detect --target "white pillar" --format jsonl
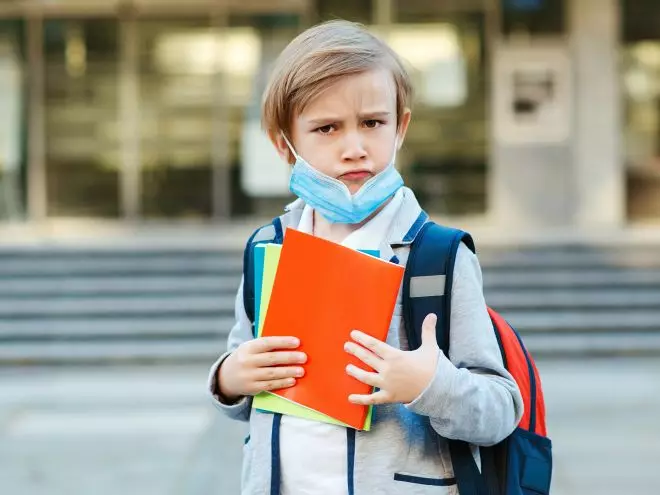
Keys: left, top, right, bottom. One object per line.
{"left": 119, "top": 15, "right": 141, "bottom": 221}
{"left": 571, "top": 0, "right": 624, "bottom": 229}
{"left": 26, "top": 14, "right": 46, "bottom": 222}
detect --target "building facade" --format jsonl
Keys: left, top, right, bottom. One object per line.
{"left": 0, "top": 0, "right": 658, "bottom": 233}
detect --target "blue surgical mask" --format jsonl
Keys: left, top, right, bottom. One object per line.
{"left": 282, "top": 134, "right": 404, "bottom": 224}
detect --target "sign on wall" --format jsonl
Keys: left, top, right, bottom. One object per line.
{"left": 493, "top": 43, "right": 572, "bottom": 146}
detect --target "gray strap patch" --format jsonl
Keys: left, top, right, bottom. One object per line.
{"left": 410, "top": 275, "right": 446, "bottom": 298}
{"left": 253, "top": 225, "right": 276, "bottom": 243}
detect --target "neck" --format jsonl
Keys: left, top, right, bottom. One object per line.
{"left": 312, "top": 196, "right": 394, "bottom": 243}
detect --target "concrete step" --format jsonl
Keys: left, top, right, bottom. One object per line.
{"left": 0, "top": 295, "right": 234, "bottom": 317}
{"left": 0, "top": 339, "right": 226, "bottom": 365}
{"left": 0, "top": 276, "right": 238, "bottom": 296}
{"left": 500, "top": 311, "right": 660, "bottom": 332}
{"left": 477, "top": 248, "right": 660, "bottom": 268}
{"left": 2, "top": 250, "right": 658, "bottom": 277}
{"left": 0, "top": 247, "right": 241, "bottom": 259}
{"left": 482, "top": 269, "right": 660, "bottom": 288}
{"left": 486, "top": 289, "right": 660, "bottom": 310}
{"left": 1, "top": 247, "right": 658, "bottom": 276}
{"left": 0, "top": 256, "right": 243, "bottom": 277}
{"left": 0, "top": 242, "right": 658, "bottom": 363}
{"left": 1, "top": 308, "right": 657, "bottom": 342}
{"left": 0, "top": 317, "right": 234, "bottom": 341}
{"left": 2, "top": 330, "right": 660, "bottom": 365}
{"left": 520, "top": 331, "right": 660, "bottom": 357}
{"left": 4, "top": 268, "right": 651, "bottom": 294}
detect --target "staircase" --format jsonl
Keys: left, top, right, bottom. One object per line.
{"left": 0, "top": 243, "right": 659, "bottom": 364}
{"left": 479, "top": 245, "right": 660, "bottom": 356}
{"left": 0, "top": 247, "right": 242, "bottom": 364}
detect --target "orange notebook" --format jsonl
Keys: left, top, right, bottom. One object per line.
{"left": 260, "top": 228, "right": 404, "bottom": 429}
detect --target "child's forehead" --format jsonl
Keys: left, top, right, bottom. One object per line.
{"left": 297, "top": 70, "right": 397, "bottom": 119}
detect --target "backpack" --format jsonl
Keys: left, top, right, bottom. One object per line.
{"left": 403, "top": 221, "right": 552, "bottom": 495}
{"left": 241, "top": 216, "right": 552, "bottom": 495}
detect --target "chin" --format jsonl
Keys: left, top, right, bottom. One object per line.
{"left": 343, "top": 183, "right": 363, "bottom": 195}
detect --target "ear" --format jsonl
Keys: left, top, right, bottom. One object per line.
{"left": 396, "top": 108, "right": 412, "bottom": 150}
{"left": 268, "top": 130, "right": 295, "bottom": 165}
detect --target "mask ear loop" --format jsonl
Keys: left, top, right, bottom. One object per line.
{"left": 280, "top": 133, "right": 299, "bottom": 162}
{"left": 391, "top": 135, "right": 400, "bottom": 163}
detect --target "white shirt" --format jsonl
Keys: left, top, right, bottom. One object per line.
{"left": 279, "top": 189, "right": 405, "bottom": 495}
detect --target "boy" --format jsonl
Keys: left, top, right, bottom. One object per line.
{"left": 208, "top": 20, "right": 523, "bottom": 495}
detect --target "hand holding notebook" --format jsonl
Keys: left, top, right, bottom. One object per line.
{"left": 217, "top": 334, "right": 306, "bottom": 402}
{"left": 260, "top": 228, "right": 404, "bottom": 429}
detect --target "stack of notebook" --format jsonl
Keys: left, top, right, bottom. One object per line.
{"left": 251, "top": 228, "right": 404, "bottom": 430}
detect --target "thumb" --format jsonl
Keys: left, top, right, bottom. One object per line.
{"left": 420, "top": 313, "right": 438, "bottom": 348}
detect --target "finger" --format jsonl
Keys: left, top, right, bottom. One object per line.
{"left": 421, "top": 313, "right": 439, "bottom": 348}
{"left": 256, "top": 377, "right": 297, "bottom": 393}
{"left": 252, "top": 350, "right": 307, "bottom": 367}
{"left": 251, "top": 336, "right": 300, "bottom": 353}
{"left": 346, "top": 364, "right": 381, "bottom": 388}
{"left": 350, "top": 331, "right": 393, "bottom": 359}
{"left": 254, "top": 366, "right": 305, "bottom": 382}
{"left": 348, "top": 390, "right": 391, "bottom": 406}
{"left": 344, "top": 342, "right": 383, "bottom": 371}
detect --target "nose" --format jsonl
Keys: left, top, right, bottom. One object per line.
{"left": 340, "top": 132, "right": 367, "bottom": 162}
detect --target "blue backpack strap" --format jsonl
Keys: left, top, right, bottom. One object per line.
{"left": 242, "top": 217, "right": 284, "bottom": 327}
{"left": 403, "top": 220, "right": 492, "bottom": 495}
{"left": 402, "top": 220, "right": 474, "bottom": 355}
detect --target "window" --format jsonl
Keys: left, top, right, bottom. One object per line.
{"left": 44, "top": 19, "right": 120, "bottom": 217}
{"left": 393, "top": 2, "right": 489, "bottom": 215}
{"left": 137, "top": 18, "right": 216, "bottom": 218}
{"left": 229, "top": 13, "right": 301, "bottom": 218}
{"left": 622, "top": 0, "right": 660, "bottom": 222}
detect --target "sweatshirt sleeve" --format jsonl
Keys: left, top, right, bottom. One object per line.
{"left": 207, "top": 277, "right": 254, "bottom": 422}
{"left": 405, "top": 244, "right": 524, "bottom": 446}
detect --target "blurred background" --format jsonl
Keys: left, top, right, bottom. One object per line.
{"left": 0, "top": 0, "right": 659, "bottom": 494}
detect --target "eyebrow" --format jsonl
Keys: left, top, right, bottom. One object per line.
{"left": 307, "top": 111, "right": 392, "bottom": 126}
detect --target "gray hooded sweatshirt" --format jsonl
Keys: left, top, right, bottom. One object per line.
{"left": 208, "top": 187, "right": 524, "bottom": 495}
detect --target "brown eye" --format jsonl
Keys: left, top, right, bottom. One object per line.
{"left": 317, "top": 125, "right": 334, "bottom": 134}
{"left": 364, "top": 120, "right": 382, "bottom": 129}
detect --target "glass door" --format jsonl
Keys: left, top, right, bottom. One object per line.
{"left": 43, "top": 18, "right": 121, "bottom": 217}
{"left": 389, "top": 0, "right": 491, "bottom": 216}
{"left": 227, "top": 12, "right": 302, "bottom": 219}
{"left": 622, "top": 0, "right": 660, "bottom": 223}
{"left": 136, "top": 17, "right": 216, "bottom": 219}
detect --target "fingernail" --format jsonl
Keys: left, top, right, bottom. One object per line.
{"left": 298, "top": 353, "right": 307, "bottom": 363}
{"left": 296, "top": 368, "right": 305, "bottom": 377}
{"left": 344, "top": 342, "right": 351, "bottom": 352}
{"left": 346, "top": 364, "right": 354, "bottom": 374}
{"left": 291, "top": 338, "right": 300, "bottom": 346}
{"left": 287, "top": 378, "right": 296, "bottom": 385}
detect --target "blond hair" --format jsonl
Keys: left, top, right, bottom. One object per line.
{"left": 261, "top": 20, "right": 413, "bottom": 142}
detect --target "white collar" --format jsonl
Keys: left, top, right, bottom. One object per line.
{"left": 295, "top": 188, "right": 405, "bottom": 251}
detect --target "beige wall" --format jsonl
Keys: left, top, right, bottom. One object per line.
{"left": 490, "top": 0, "right": 625, "bottom": 232}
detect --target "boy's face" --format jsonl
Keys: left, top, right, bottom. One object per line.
{"left": 274, "top": 69, "right": 411, "bottom": 195}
